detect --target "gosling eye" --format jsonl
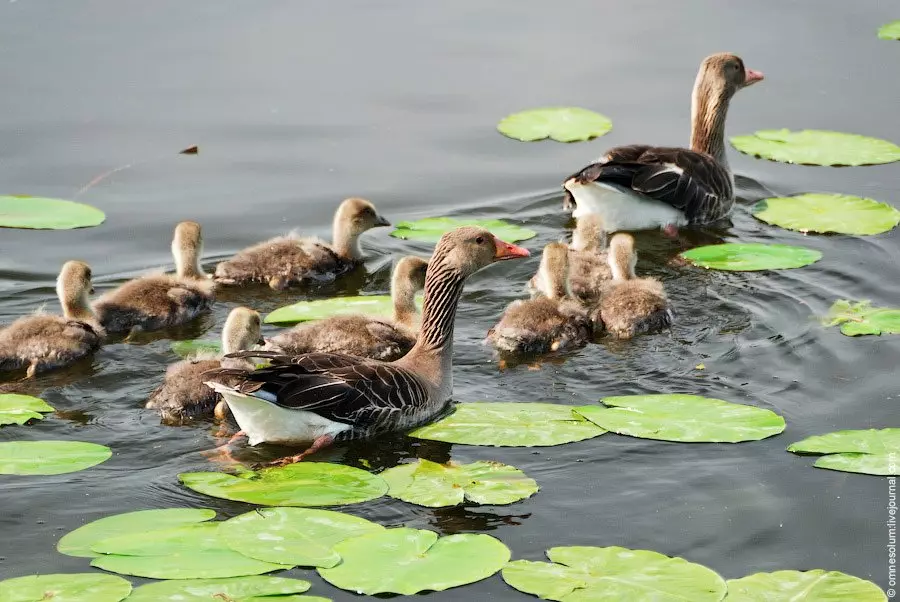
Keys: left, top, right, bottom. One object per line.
{"left": 475, "top": 236, "right": 485, "bottom": 244}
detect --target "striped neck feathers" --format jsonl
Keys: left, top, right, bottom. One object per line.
{"left": 408, "top": 259, "right": 465, "bottom": 354}
{"left": 690, "top": 74, "right": 732, "bottom": 169}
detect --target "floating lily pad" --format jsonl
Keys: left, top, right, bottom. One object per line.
{"left": 725, "top": 569, "right": 886, "bottom": 601}
{"left": 0, "top": 195, "right": 106, "bottom": 229}
{"left": 680, "top": 243, "right": 822, "bottom": 271}
{"left": 179, "top": 462, "right": 388, "bottom": 506}
{"left": 90, "top": 522, "right": 290, "bottom": 580}
{"left": 497, "top": 107, "right": 613, "bottom": 143}
{"left": 409, "top": 402, "right": 606, "bottom": 447}
{"left": 318, "top": 528, "right": 510, "bottom": 595}
{"left": 878, "top": 21, "right": 900, "bottom": 40}
{"left": 220, "top": 507, "right": 384, "bottom": 568}
{"left": 752, "top": 193, "right": 900, "bottom": 236}
{"left": 382, "top": 458, "right": 539, "bottom": 507}
{"left": 0, "top": 393, "right": 54, "bottom": 426}
{"left": 124, "top": 576, "right": 331, "bottom": 602}
{"left": 824, "top": 300, "right": 900, "bottom": 336}
{"left": 730, "top": 129, "right": 900, "bottom": 166}
{"left": 574, "top": 394, "right": 785, "bottom": 443}
{"left": 502, "top": 546, "right": 726, "bottom": 602}
{"left": 265, "top": 294, "right": 422, "bottom": 325}
{"left": 170, "top": 339, "right": 222, "bottom": 358}
{"left": 0, "top": 440, "right": 111, "bottom": 475}
{"left": 0, "top": 573, "right": 131, "bottom": 602}
{"left": 58, "top": 507, "right": 217, "bottom": 558}
{"left": 787, "top": 428, "right": 900, "bottom": 475}
{"left": 390, "top": 217, "right": 537, "bottom": 244}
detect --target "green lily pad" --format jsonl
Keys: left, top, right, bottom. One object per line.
{"left": 390, "top": 217, "right": 537, "bottom": 244}
{"left": 752, "top": 193, "right": 900, "bottom": 236}
{"left": 179, "top": 462, "right": 388, "bottom": 506}
{"left": 680, "top": 243, "right": 822, "bottom": 271}
{"left": 787, "top": 428, "right": 900, "bottom": 475}
{"left": 0, "top": 393, "right": 54, "bottom": 426}
{"left": 265, "top": 294, "right": 423, "bottom": 325}
{"left": 574, "top": 394, "right": 785, "bottom": 443}
{"left": 409, "top": 402, "right": 606, "bottom": 447}
{"left": 170, "top": 339, "right": 222, "bottom": 358}
{"left": 725, "top": 569, "right": 886, "bottom": 601}
{"left": 497, "top": 107, "right": 613, "bottom": 143}
{"left": 124, "top": 576, "right": 331, "bottom": 602}
{"left": 90, "top": 522, "right": 290, "bottom": 580}
{"left": 220, "top": 507, "right": 384, "bottom": 568}
{"left": 502, "top": 546, "right": 726, "bottom": 602}
{"left": 824, "top": 300, "right": 900, "bottom": 336}
{"left": 318, "top": 528, "right": 510, "bottom": 595}
{"left": 730, "top": 129, "right": 900, "bottom": 166}
{"left": 381, "top": 458, "right": 539, "bottom": 507}
{"left": 58, "top": 507, "right": 217, "bottom": 558}
{"left": 0, "top": 573, "right": 131, "bottom": 602}
{"left": 878, "top": 20, "right": 900, "bottom": 40}
{"left": 0, "top": 195, "right": 106, "bottom": 229}
{"left": 0, "top": 440, "right": 111, "bottom": 475}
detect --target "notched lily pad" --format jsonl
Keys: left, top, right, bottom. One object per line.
{"left": 0, "top": 440, "right": 111, "bottom": 475}
{"left": 170, "top": 339, "right": 222, "bottom": 358}
{"left": 0, "top": 393, "right": 54, "bottom": 426}
{"left": 787, "top": 428, "right": 900, "bottom": 475}
{"left": 265, "top": 294, "right": 422, "bottom": 325}
{"left": 502, "top": 545, "right": 726, "bottom": 601}
{"left": 730, "top": 129, "right": 900, "bottom": 166}
{"left": 753, "top": 193, "right": 900, "bottom": 236}
{"left": 390, "top": 217, "right": 537, "bottom": 244}
{"left": 0, "top": 573, "right": 131, "bottom": 602}
{"left": 381, "top": 458, "right": 539, "bottom": 507}
{"left": 179, "top": 462, "right": 388, "bottom": 506}
{"left": 220, "top": 507, "right": 385, "bottom": 567}
{"left": 318, "top": 528, "right": 510, "bottom": 595}
{"left": 409, "top": 402, "right": 606, "bottom": 447}
{"left": 725, "top": 569, "right": 887, "bottom": 601}
{"left": 124, "top": 576, "right": 330, "bottom": 602}
{"left": 878, "top": 21, "right": 900, "bottom": 40}
{"left": 574, "top": 394, "right": 785, "bottom": 443}
{"left": 0, "top": 195, "right": 106, "bottom": 229}
{"left": 680, "top": 243, "right": 822, "bottom": 271}
{"left": 824, "top": 300, "right": 900, "bottom": 336}
{"left": 497, "top": 107, "right": 613, "bottom": 142}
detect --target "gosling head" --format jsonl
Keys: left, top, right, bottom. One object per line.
{"left": 56, "top": 260, "right": 95, "bottom": 321}
{"left": 529, "top": 242, "right": 570, "bottom": 300}
{"left": 696, "top": 52, "right": 764, "bottom": 101}
{"left": 608, "top": 233, "right": 638, "bottom": 281}
{"left": 332, "top": 197, "right": 390, "bottom": 260}
{"left": 221, "top": 306, "right": 263, "bottom": 355}
{"left": 572, "top": 214, "right": 608, "bottom": 253}
{"left": 172, "top": 221, "right": 206, "bottom": 279}
{"left": 391, "top": 255, "right": 429, "bottom": 324}
{"left": 431, "top": 226, "right": 530, "bottom": 279}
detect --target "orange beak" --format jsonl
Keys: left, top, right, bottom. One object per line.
{"left": 493, "top": 237, "right": 531, "bottom": 260}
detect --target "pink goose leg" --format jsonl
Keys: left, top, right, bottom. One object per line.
{"left": 265, "top": 435, "right": 335, "bottom": 468}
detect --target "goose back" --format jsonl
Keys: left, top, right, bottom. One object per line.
{"left": 0, "top": 314, "right": 104, "bottom": 373}
{"left": 93, "top": 274, "right": 215, "bottom": 334}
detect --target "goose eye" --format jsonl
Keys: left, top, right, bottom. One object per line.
{"left": 475, "top": 236, "right": 485, "bottom": 244}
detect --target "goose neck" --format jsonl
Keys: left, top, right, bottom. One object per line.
{"left": 401, "top": 260, "right": 465, "bottom": 360}
{"left": 690, "top": 75, "right": 731, "bottom": 169}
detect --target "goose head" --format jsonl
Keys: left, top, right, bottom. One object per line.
{"left": 571, "top": 214, "right": 608, "bottom": 253}
{"left": 608, "top": 233, "right": 638, "bottom": 281}
{"left": 697, "top": 53, "right": 764, "bottom": 99}
{"left": 332, "top": 197, "right": 391, "bottom": 260}
{"left": 56, "top": 260, "right": 95, "bottom": 321}
{"left": 221, "top": 307, "right": 263, "bottom": 354}
{"left": 528, "top": 242, "right": 571, "bottom": 300}
{"left": 392, "top": 255, "right": 429, "bottom": 323}
{"left": 432, "top": 226, "right": 530, "bottom": 278}
{"left": 172, "top": 221, "right": 206, "bottom": 279}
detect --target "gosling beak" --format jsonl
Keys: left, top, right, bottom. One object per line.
{"left": 256, "top": 337, "right": 266, "bottom": 346}
{"left": 374, "top": 214, "right": 391, "bottom": 228}
{"left": 89, "top": 287, "right": 95, "bottom": 295}
{"left": 493, "top": 237, "right": 531, "bottom": 260}
{"left": 744, "top": 68, "right": 764, "bottom": 86}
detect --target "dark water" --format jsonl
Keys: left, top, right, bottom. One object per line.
{"left": 1, "top": 1, "right": 898, "bottom": 597}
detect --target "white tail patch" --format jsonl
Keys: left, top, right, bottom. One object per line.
{"left": 565, "top": 181, "right": 687, "bottom": 232}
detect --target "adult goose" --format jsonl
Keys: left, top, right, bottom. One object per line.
{"left": 204, "top": 227, "right": 530, "bottom": 463}
{"left": 264, "top": 255, "right": 428, "bottom": 361}
{"left": 594, "top": 233, "right": 673, "bottom": 340}
{"left": 489, "top": 242, "right": 591, "bottom": 354}
{"left": 94, "top": 221, "right": 215, "bottom": 334}
{"left": 562, "top": 53, "right": 763, "bottom": 234}
{"left": 214, "top": 197, "right": 390, "bottom": 290}
{"left": 0, "top": 261, "right": 104, "bottom": 377}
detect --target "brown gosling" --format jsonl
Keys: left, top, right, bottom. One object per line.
{"left": 264, "top": 255, "right": 428, "bottom": 361}
{"left": 93, "top": 221, "right": 215, "bottom": 334}
{"left": 145, "top": 307, "right": 262, "bottom": 423}
{"left": 566, "top": 213, "right": 612, "bottom": 305}
{"left": 0, "top": 261, "right": 105, "bottom": 377}
{"left": 594, "top": 233, "right": 673, "bottom": 339}
{"left": 214, "top": 197, "right": 391, "bottom": 290}
{"left": 489, "top": 242, "right": 591, "bottom": 354}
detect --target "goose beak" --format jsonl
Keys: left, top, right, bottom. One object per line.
{"left": 744, "top": 68, "right": 764, "bottom": 86}
{"left": 374, "top": 214, "right": 391, "bottom": 227}
{"left": 493, "top": 237, "right": 530, "bottom": 260}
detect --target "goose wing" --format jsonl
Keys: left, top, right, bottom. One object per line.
{"left": 565, "top": 145, "right": 733, "bottom": 224}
